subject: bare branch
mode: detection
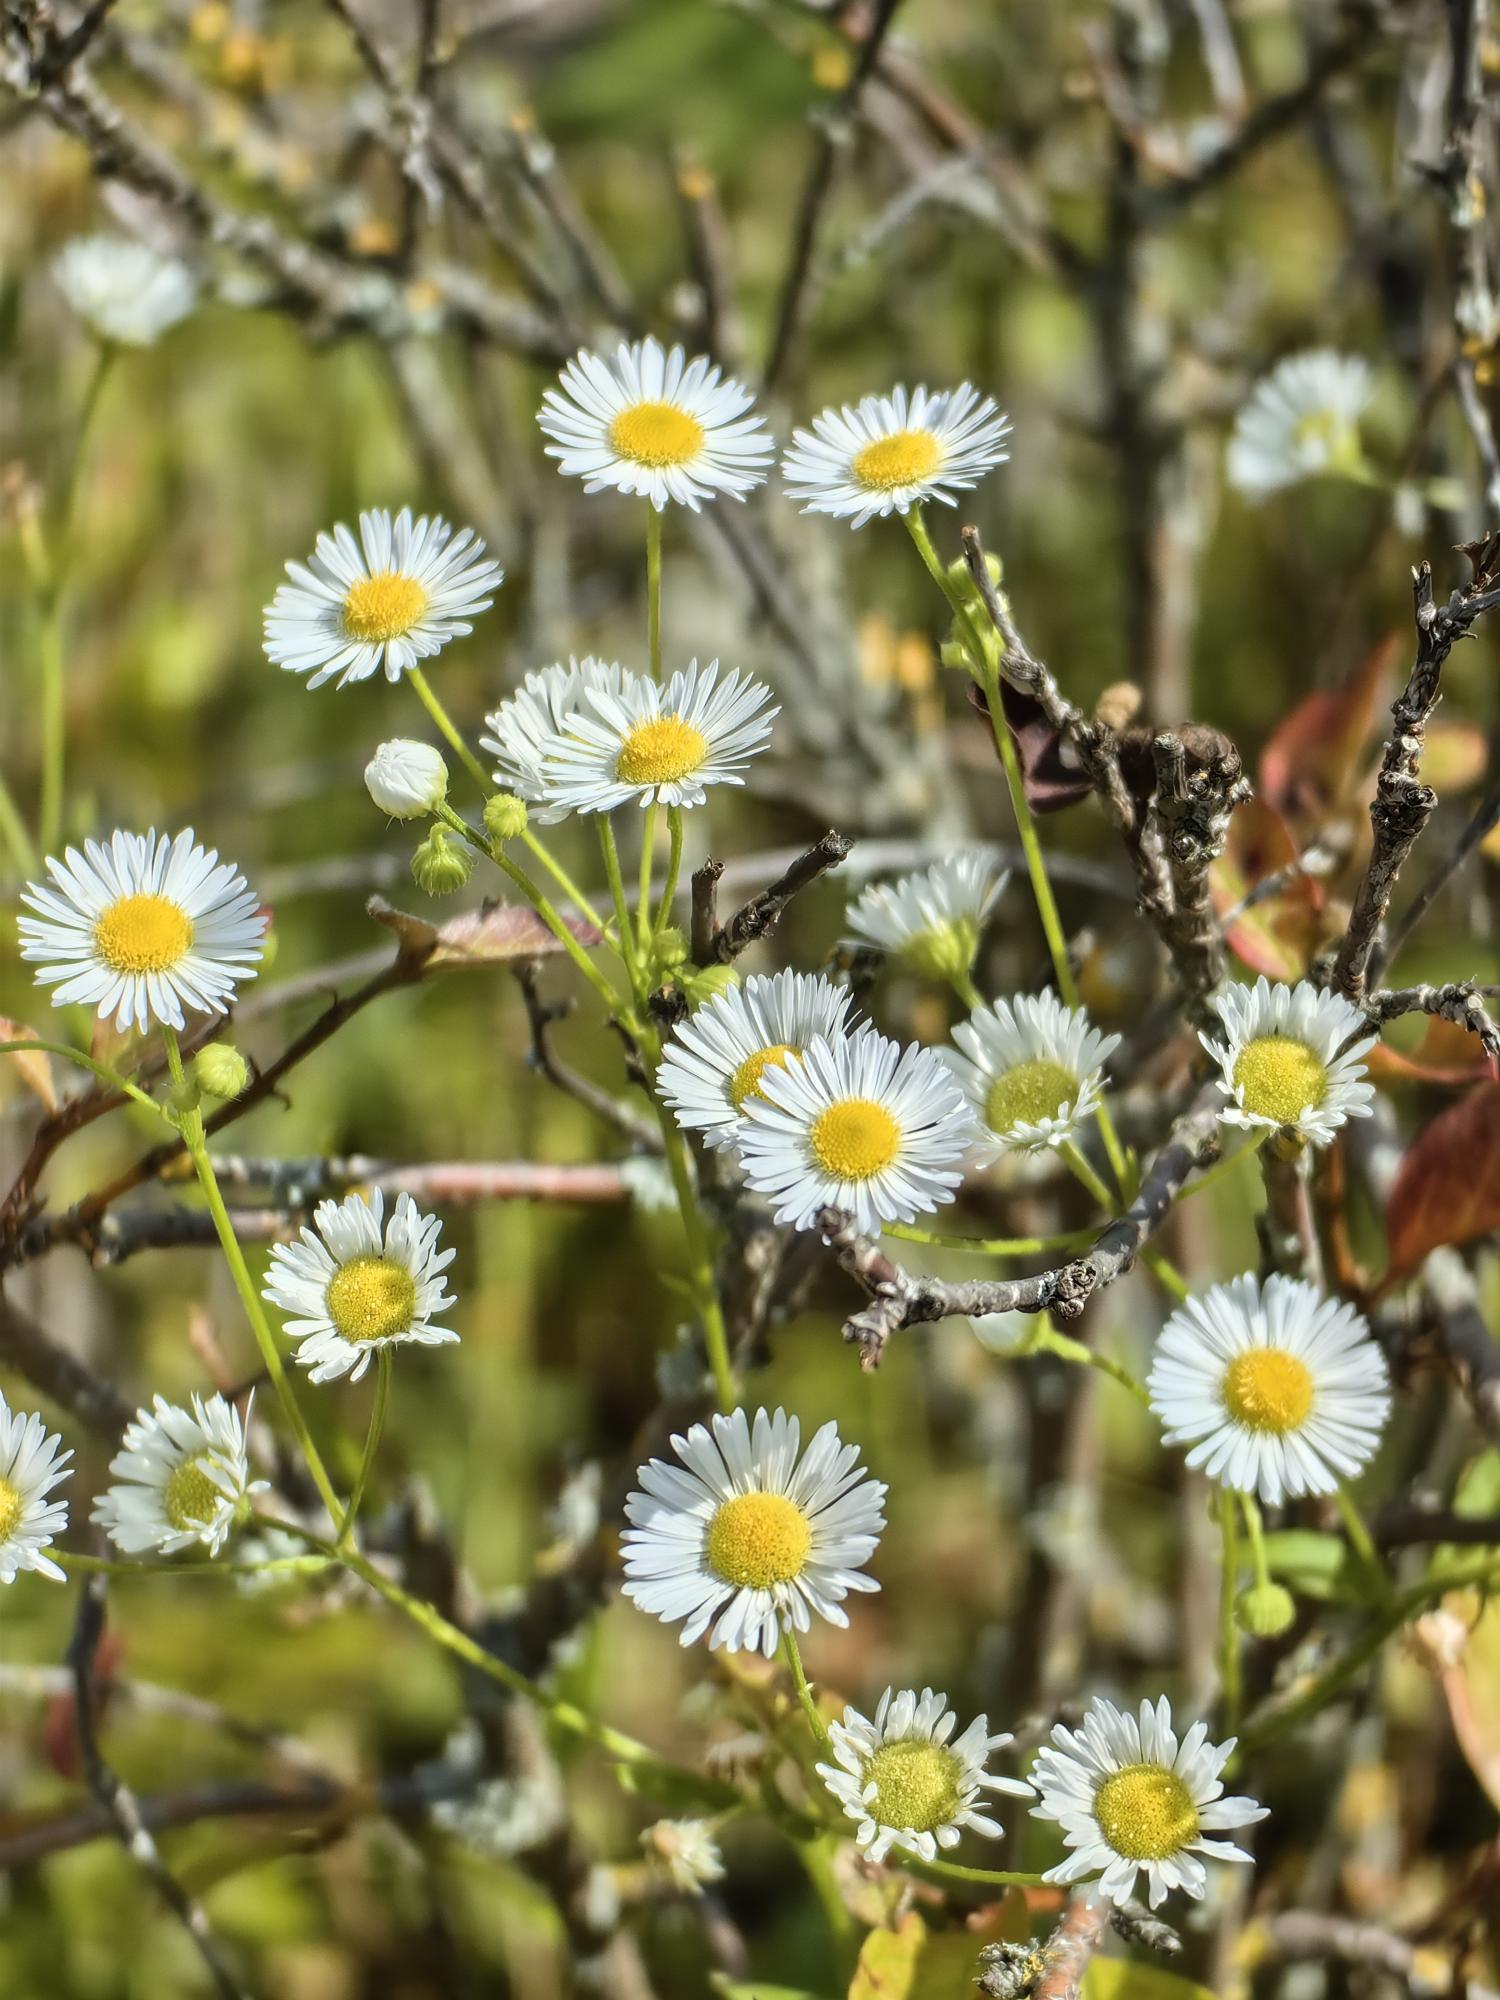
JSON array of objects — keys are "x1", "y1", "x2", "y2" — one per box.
[
  {"x1": 1365, "y1": 980, "x2": 1500, "y2": 1065},
  {"x1": 708, "y1": 831, "x2": 855, "y2": 963}
]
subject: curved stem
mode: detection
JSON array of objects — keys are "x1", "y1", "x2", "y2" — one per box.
[
  {"x1": 1240, "y1": 1491, "x2": 1271, "y2": 1590},
  {"x1": 651, "y1": 1092, "x2": 736, "y2": 1410},
  {"x1": 884, "y1": 1220, "x2": 1093, "y2": 1256},
  {"x1": 951, "y1": 968, "x2": 985, "y2": 1011},
  {"x1": 57, "y1": 1549, "x2": 334, "y2": 1578},
  {"x1": 906, "y1": 1856, "x2": 1049, "y2": 1890},
  {"x1": 520, "y1": 828, "x2": 608, "y2": 935},
  {"x1": 646, "y1": 503, "x2": 663, "y2": 682},
  {"x1": 1059, "y1": 1139, "x2": 1117, "y2": 1215},
  {"x1": 1335, "y1": 1485, "x2": 1392, "y2": 1603},
  {"x1": 598, "y1": 817, "x2": 638, "y2": 980},
  {"x1": 494, "y1": 842, "x2": 624, "y2": 1016},
  {"x1": 636, "y1": 797, "x2": 659, "y2": 957},
  {"x1": 1039, "y1": 1328, "x2": 1151, "y2": 1409},
  {"x1": 1, "y1": 1039, "x2": 161, "y2": 1118},
  {"x1": 782, "y1": 1630, "x2": 832, "y2": 1754},
  {"x1": 654, "y1": 806, "x2": 684, "y2": 935},
  {"x1": 339, "y1": 1347, "x2": 391, "y2": 1546},
  {"x1": 408, "y1": 666, "x2": 489, "y2": 795}
]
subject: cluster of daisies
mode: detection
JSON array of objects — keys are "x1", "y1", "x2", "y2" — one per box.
[{"x1": 619, "y1": 1404, "x2": 1272, "y2": 1905}]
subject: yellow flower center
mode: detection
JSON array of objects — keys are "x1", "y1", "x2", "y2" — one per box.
[
  {"x1": 1093, "y1": 1764, "x2": 1200, "y2": 1862},
  {"x1": 93, "y1": 894, "x2": 194, "y2": 975},
  {"x1": 0, "y1": 1475, "x2": 24, "y2": 1543},
  {"x1": 1222, "y1": 1346, "x2": 1315, "y2": 1434},
  {"x1": 342, "y1": 571, "x2": 429, "y2": 644},
  {"x1": 809, "y1": 1097, "x2": 901, "y2": 1180},
  {"x1": 705, "y1": 1491, "x2": 811, "y2": 1589},
  {"x1": 326, "y1": 1255, "x2": 417, "y2": 1345},
  {"x1": 616, "y1": 715, "x2": 708, "y2": 787},
  {"x1": 163, "y1": 1456, "x2": 223, "y2": 1533},
  {"x1": 851, "y1": 429, "x2": 943, "y2": 492},
  {"x1": 729, "y1": 1043, "x2": 799, "y2": 1111},
  {"x1": 985, "y1": 1059, "x2": 1079, "y2": 1134},
  {"x1": 865, "y1": 1740, "x2": 963, "y2": 1833},
  {"x1": 1232, "y1": 1035, "x2": 1328, "y2": 1126},
  {"x1": 608, "y1": 402, "x2": 706, "y2": 469}
]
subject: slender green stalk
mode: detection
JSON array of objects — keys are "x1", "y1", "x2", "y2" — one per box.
[
  {"x1": 1240, "y1": 1491, "x2": 1271, "y2": 1588},
  {"x1": 408, "y1": 666, "x2": 490, "y2": 794},
  {"x1": 952, "y1": 967, "x2": 985, "y2": 1011},
  {"x1": 793, "y1": 1833, "x2": 859, "y2": 1967},
  {"x1": 597, "y1": 816, "x2": 638, "y2": 979},
  {"x1": 1, "y1": 1039, "x2": 161, "y2": 1118},
  {"x1": 1178, "y1": 1142, "x2": 1259, "y2": 1207},
  {"x1": 0, "y1": 770, "x2": 36, "y2": 875},
  {"x1": 520, "y1": 828, "x2": 609, "y2": 935},
  {"x1": 907, "y1": 1856, "x2": 1048, "y2": 1890},
  {"x1": 636, "y1": 798, "x2": 659, "y2": 955},
  {"x1": 163, "y1": 1030, "x2": 343, "y2": 1524},
  {"x1": 493, "y1": 841, "x2": 625, "y2": 1016},
  {"x1": 1039, "y1": 1328, "x2": 1151, "y2": 1409},
  {"x1": 651, "y1": 1094, "x2": 736, "y2": 1410},
  {"x1": 884, "y1": 1219, "x2": 1093, "y2": 1256},
  {"x1": 782, "y1": 1631, "x2": 832, "y2": 1753},
  {"x1": 646, "y1": 502, "x2": 663, "y2": 681},
  {"x1": 1060, "y1": 1139, "x2": 1117, "y2": 1215},
  {"x1": 57, "y1": 1549, "x2": 334, "y2": 1579},
  {"x1": 339, "y1": 1348, "x2": 391, "y2": 1545},
  {"x1": 654, "y1": 805, "x2": 684, "y2": 934},
  {"x1": 1218, "y1": 1489, "x2": 1242, "y2": 1732},
  {"x1": 1336, "y1": 1485, "x2": 1392, "y2": 1602}
]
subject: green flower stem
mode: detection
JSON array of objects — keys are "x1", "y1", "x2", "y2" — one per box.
[
  {"x1": 1218, "y1": 1489, "x2": 1242, "y2": 1732},
  {"x1": 1335, "y1": 1486, "x2": 1392, "y2": 1602},
  {"x1": 162, "y1": 1029, "x2": 343, "y2": 1526},
  {"x1": 884, "y1": 1220, "x2": 1093, "y2": 1256},
  {"x1": 793, "y1": 1833, "x2": 859, "y2": 1968},
  {"x1": 649, "y1": 1081, "x2": 737, "y2": 1411},
  {"x1": 1178, "y1": 1142, "x2": 1259, "y2": 1207},
  {"x1": 1, "y1": 1039, "x2": 161, "y2": 1119},
  {"x1": 339, "y1": 1347, "x2": 391, "y2": 1546},
  {"x1": 654, "y1": 805, "x2": 685, "y2": 935},
  {"x1": 598, "y1": 816, "x2": 638, "y2": 980},
  {"x1": 520, "y1": 829, "x2": 609, "y2": 937},
  {"x1": 636, "y1": 797, "x2": 659, "y2": 956},
  {"x1": 1240, "y1": 1491, "x2": 1271, "y2": 1589},
  {"x1": 408, "y1": 666, "x2": 490, "y2": 795},
  {"x1": 492, "y1": 838, "x2": 626, "y2": 1018},
  {"x1": 57, "y1": 1549, "x2": 335, "y2": 1579},
  {"x1": 782, "y1": 1630, "x2": 832, "y2": 1754},
  {"x1": 906, "y1": 1856, "x2": 1049, "y2": 1890},
  {"x1": 951, "y1": 967, "x2": 985, "y2": 1012},
  {"x1": 646, "y1": 502, "x2": 663, "y2": 682},
  {"x1": 1038, "y1": 1327, "x2": 1151, "y2": 1409},
  {"x1": 1059, "y1": 1141, "x2": 1190, "y2": 1300}
]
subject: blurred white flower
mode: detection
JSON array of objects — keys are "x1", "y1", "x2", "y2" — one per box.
[
  {"x1": 1226, "y1": 351, "x2": 1372, "y2": 501},
  {"x1": 642, "y1": 1819, "x2": 726, "y2": 1894},
  {"x1": 53, "y1": 234, "x2": 196, "y2": 346},
  {"x1": 0, "y1": 1395, "x2": 71, "y2": 1584}
]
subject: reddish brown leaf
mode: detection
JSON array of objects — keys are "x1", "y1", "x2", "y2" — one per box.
[
  {"x1": 1367, "y1": 1015, "x2": 1496, "y2": 1087},
  {"x1": 1386, "y1": 1081, "x2": 1500, "y2": 1277},
  {"x1": 965, "y1": 679, "x2": 1094, "y2": 813},
  {"x1": 1208, "y1": 796, "x2": 1325, "y2": 981},
  {"x1": 0, "y1": 1020, "x2": 57, "y2": 1113},
  {"x1": 369, "y1": 895, "x2": 603, "y2": 967},
  {"x1": 1259, "y1": 633, "x2": 1400, "y2": 821}
]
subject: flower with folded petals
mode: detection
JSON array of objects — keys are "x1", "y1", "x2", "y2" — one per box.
[
  {"x1": 53, "y1": 234, "x2": 196, "y2": 346},
  {"x1": 365, "y1": 740, "x2": 449, "y2": 818},
  {"x1": 479, "y1": 658, "x2": 628, "y2": 823},
  {"x1": 845, "y1": 851, "x2": 1007, "y2": 984}
]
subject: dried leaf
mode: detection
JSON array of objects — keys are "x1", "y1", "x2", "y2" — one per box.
[
  {"x1": 1386, "y1": 1082, "x2": 1500, "y2": 1277},
  {"x1": 848, "y1": 1913, "x2": 926, "y2": 2000},
  {"x1": 966, "y1": 679, "x2": 1093, "y2": 813},
  {"x1": 1208, "y1": 797, "x2": 1325, "y2": 981},
  {"x1": 1366, "y1": 1015, "x2": 1496, "y2": 1087},
  {"x1": 369, "y1": 895, "x2": 602, "y2": 967},
  {"x1": 0, "y1": 1021, "x2": 57, "y2": 1113},
  {"x1": 1259, "y1": 634, "x2": 1399, "y2": 821}
]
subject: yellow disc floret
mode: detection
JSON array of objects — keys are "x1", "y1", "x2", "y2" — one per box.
[
  {"x1": 94, "y1": 894, "x2": 193, "y2": 975},
  {"x1": 706, "y1": 1491, "x2": 812, "y2": 1589},
  {"x1": 1232, "y1": 1035, "x2": 1327, "y2": 1126},
  {"x1": 1222, "y1": 1346, "x2": 1315, "y2": 1434},
  {"x1": 342, "y1": 571, "x2": 429, "y2": 644},
  {"x1": 0, "y1": 1475, "x2": 23, "y2": 1543},
  {"x1": 163, "y1": 1455, "x2": 223, "y2": 1533},
  {"x1": 326, "y1": 1255, "x2": 418, "y2": 1345},
  {"x1": 865, "y1": 1740, "x2": 963, "y2": 1833},
  {"x1": 1093, "y1": 1764, "x2": 1200, "y2": 1861},
  {"x1": 809, "y1": 1097, "x2": 901, "y2": 1180},
  {"x1": 730, "y1": 1043, "x2": 798, "y2": 1111},
  {"x1": 616, "y1": 716, "x2": 709, "y2": 787},
  {"x1": 609, "y1": 402, "x2": 706, "y2": 469},
  {"x1": 985, "y1": 1058, "x2": 1079, "y2": 1135},
  {"x1": 851, "y1": 429, "x2": 943, "y2": 492}
]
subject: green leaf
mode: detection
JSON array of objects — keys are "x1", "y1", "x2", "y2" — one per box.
[
  {"x1": 1262, "y1": 1529, "x2": 1362, "y2": 1603},
  {"x1": 848, "y1": 1915, "x2": 926, "y2": 2000},
  {"x1": 1084, "y1": 1959, "x2": 1216, "y2": 2000},
  {"x1": 711, "y1": 1982, "x2": 837, "y2": 2000}
]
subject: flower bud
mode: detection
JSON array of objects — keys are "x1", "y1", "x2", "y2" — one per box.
[
  {"x1": 366, "y1": 740, "x2": 448, "y2": 819},
  {"x1": 1236, "y1": 1582, "x2": 1296, "y2": 1639},
  {"x1": 654, "y1": 926, "x2": 689, "y2": 971},
  {"x1": 681, "y1": 962, "x2": 740, "y2": 1007},
  {"x1": 193, "y1": 1042, "x2": 250, "y2": 1101},
  {"x1": 411, "y1": 825, "x2": 473, "y2": 896},
  {"x1": 484, "y1": 792, "x2": 530, "y2": 844}
]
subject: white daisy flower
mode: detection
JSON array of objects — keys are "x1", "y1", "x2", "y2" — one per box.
[
  {"x1": 538, "y1": 658, "x2": 777, "y2": 815},
  {"x1": 262, "y1": 1189, "x2": 458, "y2": 1384},
  {"x1": 365, "y1": 739, "x2": 448, "y2": 819},
  {"x1": 1031, "y1": 1695, "x2": 1266, "y2": 1908},
  {"x1": 1226, "y1": 350, "x2": 1372, "y2": 501},
  {"x1": 18, "y1": 829, "x2": 267, "y2": 1036},
  {"x1": 92, "y1": 1392, "x2": 264, "y2": 1558},
  {"x1": 734, "y1": 1027, "x2": 978, "y2": 1234},
  {"x1": 1147, "y1": 1272, "x2": 1391, "y2": 1506},
  {"x1": 538, "y1": 335, "x2": 773, "y2": 510},
  {"x1": 53, "y1": 234, "x2": 197, "y2": 347},
  {"x1": 1202, "y1": 976, "x2": 1376, "y2": 1147},
  {"x1": 263, "y1": 507, "x2": 502, "y2": 689},
  {"x1": 642, "y1": 1819, "x2": 726, "y2": 1895},
  {"x1": 818, "y1": 1686, "x2": 1033, "y2": 1865},
  {"x1": 479, "y1": 657, "x2": 628, "y2": 823},
  {"x1": 780, "y1": 383, "x2": 1011, "y2": 527},
  {"x1": 946, "y1": 992, "x2": 1122, "y2": 1160},
  {"x1": 657, "y1": 970, "x2": 856, "y2": 1152},
  {"x1": 846, "y1": 850, "x2": 1008, "y2": 984},
  {"x1": 0, "y1": 1394, "x2": 71, "y2": 1585},
  {"x1": 621, "y1": 1406, "x2": 885, "y2": 1656}
]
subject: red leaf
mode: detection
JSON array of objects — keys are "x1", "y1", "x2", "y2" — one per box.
[
  {"x1": 1367, "y1": 1015, "x2": 1497, "y2": 1087},
  {"x1": 1386, "y1": 1081, "x2": 1500, "y2": 1277},
  {"x1": 1208, "y1": 797, "x2": 1325, "y2": 981},
  {"x1": 1260, "y1": 634, "x2": 1400, "y2": 821}
]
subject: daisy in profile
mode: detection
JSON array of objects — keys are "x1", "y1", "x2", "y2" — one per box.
[
  {"x1": 92, "y1": 1393, "x2": 263, "y2": 1558},
  {"x1": 538, "y1": 336, "x2": 773, "y2": 510},
  {"x1": 734, "y1": 1027, "x2": 977, "y2": 1233},
  {"x1": 1031, "y1": 1695, "x2": 1266, "y2": 1908},
  {"x1": 0, "y1": 1394, "x2": 71, "y2": 1585},
  {"x1": 818, "y1": 1687, "x2": 1033, "y2": 1865},
  {"x1": 264, "y1": 508, "x2": 502, "y2": 689},
  {"x1": 263, "y1": 1189, "x2": 458, "y2": 1384},
  {"x1": 1147, "y1": 1272, "x2": 1391, "y2": 1505},
  {"x1": 53, "y1": 234, "x2": 197, "y2": 347},
  {"x1": 846, "y1": 850, "x2": 1007, "y2": 986},
  {"x1": 781, "y1": 383, "x2": 1010, "y2": 527},
  {"x1": 18, "y1": 829, "x2": 267, "y2": 1035},
  {"x1": 657, "y1": 970, "x2": 855, "y2": 1151},
  {"x1": 1226, "y1": 351, "x2": 1372, "y2": 501},
  {"x1": 621, "y1": 1406, "x2": 885, "y2": 1656},
  {"x1": 1202, "y1": 977, "x2": 1376, "y2": 1146},
  {"x1": 947, "y1": 992, "x2": 1121, "y2": 1160},
  {"x1": 479, "y1": 658, "x2": 628, "y2": 822},
  {"x1": 538, "y1": 659, "x2": 777, "y2": 815}
]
